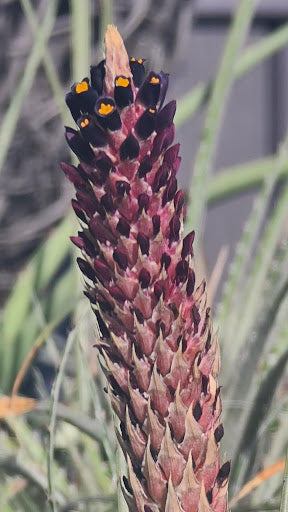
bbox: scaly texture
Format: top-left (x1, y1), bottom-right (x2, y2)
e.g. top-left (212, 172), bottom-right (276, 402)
top-left (62, 25), bottom-right (230, 512)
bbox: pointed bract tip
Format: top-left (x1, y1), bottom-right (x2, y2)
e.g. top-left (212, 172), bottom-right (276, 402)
top-left (104, 25), bottom-right (132, 95)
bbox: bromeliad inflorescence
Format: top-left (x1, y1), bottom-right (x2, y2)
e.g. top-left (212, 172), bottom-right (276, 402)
top-left (61, 25), bottom-right (230, 512)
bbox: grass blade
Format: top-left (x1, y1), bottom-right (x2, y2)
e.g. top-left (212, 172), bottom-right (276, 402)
top-left (185, 0), bottom-right (258, 243)
top-left (99, 0), bottom-right (113, 52)
top-left (0, 0), bottom-right (60, 175)
top-left (216, 161), bottom-right (281, 368)
top-left (175, 22), bottom-right (288, 129)
top-left (71, 0), bottom-right (91, 81)
top-left (48, 329), bottom-right (76, 511)
top-left (20, 0), bottom-right (67, 123)
top-left (224, 131), bottom-right (288, 386)
top-left (207, 156), bottom-right (288, 204)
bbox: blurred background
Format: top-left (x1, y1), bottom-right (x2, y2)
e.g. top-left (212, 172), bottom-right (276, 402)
top-left (1, 0), bottom-right (288, 305)
top-left (1, 1), bottom-right (288, 510)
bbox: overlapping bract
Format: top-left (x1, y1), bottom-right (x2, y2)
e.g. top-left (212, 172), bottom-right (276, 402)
top-left (62, 25), bottom-right (229, 512)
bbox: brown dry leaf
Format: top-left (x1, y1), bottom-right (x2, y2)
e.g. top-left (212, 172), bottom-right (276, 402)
top-left (0, 395), bottom-right (37, 418)
top-left (229, 457), bottom-right (286, 507)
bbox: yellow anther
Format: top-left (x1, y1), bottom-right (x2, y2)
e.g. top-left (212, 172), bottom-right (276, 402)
top-left (150, 76), bottom-right (160, 84)
top-left (98, 103), bottom-right (114, 116)
top-left (149, 108), bottom-right (156, 114)
top-left (75, 81), bottom-right (89, 94)
top-left (80, 118), bottom-right (89, 128)
top-left (130, 57), bottom-right (136, 62)
top-left (116, 76), bottom-right (130, 88)
top-left (138, 59), bottom-right (143, 64)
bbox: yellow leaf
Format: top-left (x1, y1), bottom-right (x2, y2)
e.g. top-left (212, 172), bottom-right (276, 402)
top-left (229, 457), bottom-right (285, 507)
top-left (0, 396), bottom-right (36, 418)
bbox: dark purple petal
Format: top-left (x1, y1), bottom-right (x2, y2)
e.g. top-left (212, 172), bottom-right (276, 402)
top-left (163, 143), bottom-right (180, 168)
top-left (60, 162), bottom-right (87, 187)
top-left (136, 71), bottom-right (169, 109)
top-left (95, 152), bottom-right (113, 174)
top-left (95, 96), bottom-right (121, 131)
top-left (136, 72), bottom-right (161, 107)
top-left (192, 305), bottom-right (201, 332)
top-left (138, 156), bottom-right (152, 179)
top-left (169, 303), bottom-right (179, 319)
top-left (133, 307), bottom-right (144, 324)
top-left (202, 375), bottom-right (209, 395)
top-left (214, 424), bottom-right (224, 443)
top-left (135, 108), bottom-right (156, 139)
top-left (169, 214), bottom-right (180, 242)
top-left (158, 71), bottom-right (169, 108)
top-left (98, 298), bottom-right (113, 313)
top-left (173, 156), bottom-right (181, 173)
top-left (89, 217), bottom-right (115, 244)
top-left (70, 79), bottom-right (98, 116)
top-left (174, 190), bottom-right (185, 214)
top-left (217, 462), bottom-right (231, 485)
top-left (117, 218), bottom-right (131, 237)
top-left (65, 91), bottom-right (81, 123)
top-left (76, 190), bottom-right (99, 218)
top-left (162, 174), bottom-right (177, 206)
top-left (186, 269), bottom-right (195, 296)
top-left (81, 232), bottom-right (98, 257)
top-left (161, 253), bottom-right (171, 270)
top-left (77, 163), bottom-right (105, 187)
top-left (83, 289), bottom-right (97, 305)
top-left (154, 281), bottom-right (165, 301)
top-left (138, 193), bottom-right (149, 214)
top-left (206, 490), bottom-right (213, 505)
top-left (129, 58), bottom-right (145, 88)
top-left (120, 134), bottom-right (140, 161)
top-left (70, 236), bottom-right (85, 250)
top-left (156, 100), bottom-right (176, 133)
top-left (193, 402), bottom-right (202, 421)
top-left (116, 181), bottom-right (131, 197)
top-left (90, 60), bottom-right (105, 94)
top-left (100, 193), bottom-right (114, 212)
top-left (77, 257), bottom-right (95, 281)
top-left (80, 152), bottom-right (112, 186)
top-left (65, 127), bottom-right (95, 164)
top-left (152, 215), bottom-right (160, 236)
top-left (137, 233), bottom-right (149, 255)
top-left (175, 260), bottom-right (189, 285)
top-left (71, 199), bottom-right (87, 223)
top-left (138, 268), bottom-right (151, 288)
top-left (94, 259), bottom-right (111, 282)
top-left (181, 231), bottom-right (195, 259)
top-left (151, 125), bottom-right (175, 162)
top-left (109, 285), bottom-right (126, 302)
top-left (114, 76), bottom-right (133, 108)
top-left (94, 309), bottom-right (110, 338)
top-left (71, 232), bottom-right (97, 258)
top-left (113, 249), bottom-right (128, 270)
top-left (152, 163), bottom-right (169, 193)
top-left (78, 115), bottom-right (107, 147)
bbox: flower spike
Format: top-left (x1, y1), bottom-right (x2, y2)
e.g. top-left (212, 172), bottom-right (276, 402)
top-left (61, 24), bottom-right (230, 512)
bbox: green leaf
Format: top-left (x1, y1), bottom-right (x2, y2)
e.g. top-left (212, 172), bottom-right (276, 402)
top-left (0, 214), bottom-right (76, 393)
top-left (208, 156), bottom-right (288, 204)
